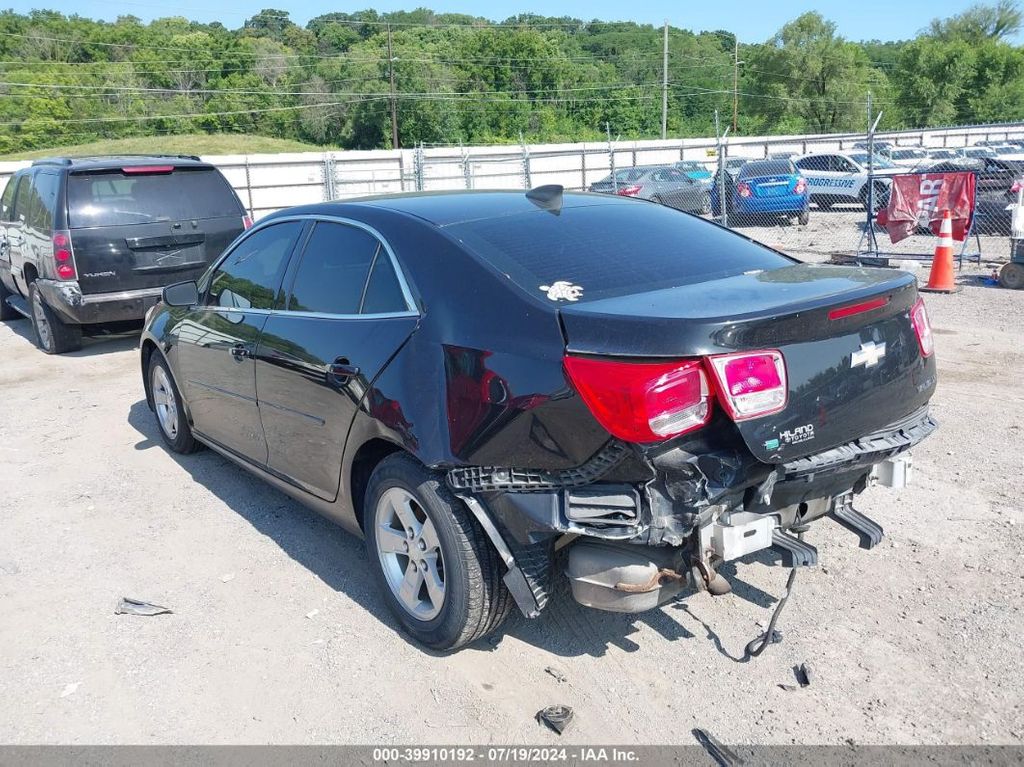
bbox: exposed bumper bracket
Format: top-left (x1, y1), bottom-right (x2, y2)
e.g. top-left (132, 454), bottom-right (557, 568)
top-left (831, 504), bottom-right (884, 550)
top-left (771, 529), bottom-right (818, 568)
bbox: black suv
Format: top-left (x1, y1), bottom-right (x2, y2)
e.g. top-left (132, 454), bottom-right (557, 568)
top-left (0, 155), bottom-right (249, 353)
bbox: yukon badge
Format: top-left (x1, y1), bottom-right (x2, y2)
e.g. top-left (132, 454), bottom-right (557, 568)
top-left (851, 341), bottom-right (886, 368)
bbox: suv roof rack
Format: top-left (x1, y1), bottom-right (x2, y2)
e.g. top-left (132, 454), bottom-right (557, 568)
top-left (30, 154), bottom-right (203, 167)
top-left (30, 158), bottom-right (74, 166)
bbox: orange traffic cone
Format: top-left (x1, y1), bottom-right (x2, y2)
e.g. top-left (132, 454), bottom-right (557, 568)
top-left (920, 210), bottom-right (960, 294)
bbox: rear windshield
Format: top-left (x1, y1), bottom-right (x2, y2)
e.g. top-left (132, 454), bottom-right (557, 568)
top-left (446, 202), bottom-right (793, 304)
top-left (68, 167), bottom-right (240, 227)
top-left (739, 160), bottom-right (794, 178)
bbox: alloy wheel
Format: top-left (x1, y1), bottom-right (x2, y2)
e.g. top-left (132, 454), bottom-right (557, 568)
top-left (374, 487), bottom-right (446, 621)
top-left (152, 365), bottom-right (180, 440)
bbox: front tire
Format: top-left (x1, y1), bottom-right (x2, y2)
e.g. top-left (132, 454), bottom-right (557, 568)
top-left (365, 453), bottom-right (512, 650)
top-left (29, 283), bottom-right (81, 354)
top-left (1000, 261), bottom-right (1024, 290)
top-left (148, 352), bottom-right (201, 454)
top-left (699, 191), bottom-right (713, 216)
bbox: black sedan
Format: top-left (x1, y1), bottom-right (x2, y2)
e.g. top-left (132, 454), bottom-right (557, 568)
top-left (141, 188), bottom-right (936, 650)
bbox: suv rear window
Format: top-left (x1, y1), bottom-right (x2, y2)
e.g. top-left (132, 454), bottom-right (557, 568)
top-left (447, 202), bottom-right (793, 303)
top-left (67, 167), bottom-right (240, 228)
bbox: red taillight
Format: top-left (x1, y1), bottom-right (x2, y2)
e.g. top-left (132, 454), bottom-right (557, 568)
top-left (564, 356), bottom-right (712, 443)
top-left (828, 296), bottom-right (889, 321)
top-left (1011, 180), bottom-right (1022, 194)
top-left (910, 297), bottom-right (934, 357)
top-left (243, 215), bottom-right (253, 229)
top-left (52, 230), bottom-right (76, 281)
top-left (707, 351), bottom-right (788, 421)
top-left (737, 182), bottom-right (752, 198)
top-left (617, 184), bottom-right (643, 197)
top-left (122, 165), bottom-right (174, 174)
top-left (795, 177), bottom-right (807, 194)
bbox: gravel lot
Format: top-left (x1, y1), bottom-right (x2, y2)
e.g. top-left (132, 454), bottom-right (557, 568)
top-left (0, 260), bottom-right (1022, 746)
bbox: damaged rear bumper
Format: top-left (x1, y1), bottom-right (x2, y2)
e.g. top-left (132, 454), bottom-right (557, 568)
top-left (448, 407), bottom-right (936, 616)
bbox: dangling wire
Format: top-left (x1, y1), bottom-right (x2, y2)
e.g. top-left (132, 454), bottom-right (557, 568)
top-left (743, 530), bottom-right (803, 660)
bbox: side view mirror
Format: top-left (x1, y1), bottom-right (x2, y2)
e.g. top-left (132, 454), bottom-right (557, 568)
top-left (162, 280), bottom-right (199, 307)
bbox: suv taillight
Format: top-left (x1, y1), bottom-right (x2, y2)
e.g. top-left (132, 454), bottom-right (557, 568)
top-left (52, 230), bottom-right (76, 281)
top-left (795, 177), bottom-right (807, 194)
top-left (910, 297), bottom-right (934, 357)
top-left (243, 215), bottom-right (253, 229)
top-left (617, 184), bottom-right (643, 197)
top-left (737, 182), bottom-right (752, 198)
top-left (564, 356), bottom-right (712, 443)
top-left (707, 350), bottom-right (788, 421)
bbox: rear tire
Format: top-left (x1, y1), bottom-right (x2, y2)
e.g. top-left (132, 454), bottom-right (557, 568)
top-left (364, 453), bottom-right (512, 651)
top-left (0, 279), bottom-right (20, 321)
top-left (797, 209), bottom-right (810, 225)
top-left (999, 262), bottom-right (1024, 290)
top-left (29, 283), bottom-right (81, 354)
top-left (699, 191), bottom-right (713, 216)
top-left (148, 352), bottom-right (201, 454)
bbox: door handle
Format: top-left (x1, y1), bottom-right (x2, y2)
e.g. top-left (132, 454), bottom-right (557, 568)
top-left (326, 358), bottom-right (360, 387)
top-left (229, 343), bottom-right (250, 361)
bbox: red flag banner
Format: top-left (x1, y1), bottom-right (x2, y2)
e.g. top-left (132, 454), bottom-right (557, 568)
top-left (878, 172), bottom-right (976, 244)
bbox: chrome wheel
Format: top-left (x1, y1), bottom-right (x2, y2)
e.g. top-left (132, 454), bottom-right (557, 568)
top-left (374, 487), bottom-right (445, 621)
top-left (151, 365), bottom-right (180, 440)
top-left (32, 290), bottom-right (51, 350)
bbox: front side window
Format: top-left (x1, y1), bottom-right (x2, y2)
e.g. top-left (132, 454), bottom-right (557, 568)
top-left (287, 221), bottom-right (407, 315)
top-left (206, 221), bottom-right (304, 311)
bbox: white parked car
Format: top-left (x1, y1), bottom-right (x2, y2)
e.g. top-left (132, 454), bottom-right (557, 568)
top-left (793, 151), bottom-right (896, 210)
top-left (885, 148), bottom-right (930, 169)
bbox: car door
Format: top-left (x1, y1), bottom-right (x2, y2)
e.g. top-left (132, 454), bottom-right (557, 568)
top-left (173, 219), bottom-right (306, 464)
top-left (254, 219), bottom-right (418, 501)
top-left (653, 168), bottom-right (701, 211)
top-left (830, 155), bottom-right (862, 200)
top-left (0, 175), bottom-right (21, 294)
top-left (7, 172), bottom-right (37, 295)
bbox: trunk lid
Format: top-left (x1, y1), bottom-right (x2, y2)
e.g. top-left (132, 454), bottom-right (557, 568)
top-left (559, 263), bottom-right (937, 463)
top-left (66, 166), bottom-right (245, 295)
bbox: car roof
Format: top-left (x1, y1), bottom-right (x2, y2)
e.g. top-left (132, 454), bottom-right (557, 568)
top-left (267, 190), bottom-right (643, 228)
top-left (29, 155), bottom-right (211, 171)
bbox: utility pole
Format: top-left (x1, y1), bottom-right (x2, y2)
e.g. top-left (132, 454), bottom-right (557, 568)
top-left (661, 20), bottom-right (668, 140)
top-left (387, 23), bottom-right (399, 150)
top-left (732, 36), bottom-right (740, 133)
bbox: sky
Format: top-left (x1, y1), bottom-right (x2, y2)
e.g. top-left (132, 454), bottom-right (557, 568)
top-left (5, 0), bottom-right (1013, 43)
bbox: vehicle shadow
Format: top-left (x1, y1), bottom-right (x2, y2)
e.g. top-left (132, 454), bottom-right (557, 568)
top-left (5, 316), bottom-right (141, 357)
top-left (127, 398), bottom-right (771, 660)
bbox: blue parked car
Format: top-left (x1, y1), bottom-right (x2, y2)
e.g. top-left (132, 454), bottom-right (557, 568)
top-left (674, 160), bottom-right (713, 181)
top-left (710, 158), bottom-right (810, 225)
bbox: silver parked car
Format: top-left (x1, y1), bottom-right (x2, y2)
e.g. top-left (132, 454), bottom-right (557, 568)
top-left (588, 166), bottom-right (712, 215)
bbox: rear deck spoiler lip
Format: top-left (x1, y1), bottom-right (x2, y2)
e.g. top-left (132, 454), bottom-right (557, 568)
top-left (559, 268), bottom-right (918, 358)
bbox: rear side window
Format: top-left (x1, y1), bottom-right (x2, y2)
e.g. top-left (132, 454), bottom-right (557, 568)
top-left (795, 156), bottom-right (828, 172)
top-left (206, 221), bottom-right (303, 311)
top-left (739, 160), bottom-right (794, 178)
top-left (448, 203), bottom-right (793, 304)
top-left (286, 222), bottom-right (407, 315)
top-left (0, 176), bottom-right (17, 221)
top-left (26, 172), bottom-right (59, 231)
top-left (67, 167), bottom-right (240, 227)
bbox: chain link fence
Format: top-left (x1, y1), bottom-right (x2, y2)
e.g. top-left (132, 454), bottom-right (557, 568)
top-left (1, 121), bottom-right (1021, 265)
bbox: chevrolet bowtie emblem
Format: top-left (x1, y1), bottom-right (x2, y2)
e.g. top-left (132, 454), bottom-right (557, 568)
top-left (851, 341), bottom-right (886, 368)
